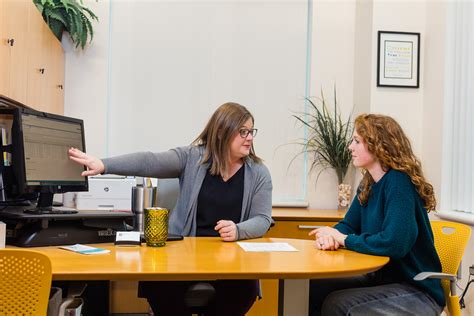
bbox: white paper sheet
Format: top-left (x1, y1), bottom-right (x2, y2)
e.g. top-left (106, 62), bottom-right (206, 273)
top-left (237, 242), bottom-right (298, 252)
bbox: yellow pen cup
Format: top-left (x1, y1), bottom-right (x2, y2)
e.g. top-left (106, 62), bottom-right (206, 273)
top-left (144, 207), bottom-right (169, 247)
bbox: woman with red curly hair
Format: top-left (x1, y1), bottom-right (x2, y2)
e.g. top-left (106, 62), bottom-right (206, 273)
top-left (308, 114), bottom-right (445, 316)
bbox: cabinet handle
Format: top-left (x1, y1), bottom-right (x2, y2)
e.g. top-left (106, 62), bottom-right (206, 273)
top-left (57, 84), bottom-right (64, 90)
top-left (298, 225), bottom-right (323, 230)
top-left (7, 38), bottom-right (14, 46)
top-left (39, 68), bottom-right (45, 74)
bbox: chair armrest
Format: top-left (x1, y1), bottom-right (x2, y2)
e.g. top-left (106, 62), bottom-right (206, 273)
top-left (414, 272), bottom-right (456, 281)
top-left (414, 272), bottom-right (457, 295)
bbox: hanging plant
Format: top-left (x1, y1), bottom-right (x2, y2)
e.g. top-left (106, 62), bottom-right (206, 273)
top-left (33, 0), bottom-right (99, 49)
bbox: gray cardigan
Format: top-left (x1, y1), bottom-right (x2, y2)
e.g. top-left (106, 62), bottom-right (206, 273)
top-left (102, 145), bottom-right (273, 240)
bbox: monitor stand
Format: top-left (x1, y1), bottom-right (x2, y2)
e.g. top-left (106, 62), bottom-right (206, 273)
top-left (23, 192), bottom-right (78, 215)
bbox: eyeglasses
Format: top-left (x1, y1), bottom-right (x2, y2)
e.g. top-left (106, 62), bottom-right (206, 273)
top-left (239, 128), bottom-right (258, 138)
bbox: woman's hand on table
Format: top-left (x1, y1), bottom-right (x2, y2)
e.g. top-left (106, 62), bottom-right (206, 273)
top-left (309, 226), bottom-right (347, 251)
top-left (215, 220), bottom-right (238, 242)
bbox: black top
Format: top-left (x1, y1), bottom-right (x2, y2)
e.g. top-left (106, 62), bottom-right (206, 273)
top-left (196, 166), bottom-right (245, 236)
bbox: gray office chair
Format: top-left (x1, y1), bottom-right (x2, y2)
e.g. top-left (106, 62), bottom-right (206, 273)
top-left (157, 179), bottom-right (216, 315)
top-left (155, 178), bottom-right (179, 210)
top-left (184, 282), bottom-right (216, 316)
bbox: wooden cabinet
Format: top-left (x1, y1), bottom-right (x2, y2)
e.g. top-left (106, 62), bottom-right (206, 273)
top-left (26, 2), bottom-right (49, 111)
top-left (0, 0), bottom-right (29, 105)
top-left (48, 37), bottom-right (65, 114)
top-left (0, 0), bottom-right (64, 115)
top-left (267, 220), bottom-right (335, 239)
top-left (266, 208), bottom-right (344, 239)
top-left (110, 281), bottom-right (149, 314)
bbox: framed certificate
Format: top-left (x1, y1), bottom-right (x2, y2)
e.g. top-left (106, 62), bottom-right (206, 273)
top-left (377, 31), bottom-right (420, 88)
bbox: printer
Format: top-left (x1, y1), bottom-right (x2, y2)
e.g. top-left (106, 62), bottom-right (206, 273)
top-left (76, 176), bottom-right (136, 211)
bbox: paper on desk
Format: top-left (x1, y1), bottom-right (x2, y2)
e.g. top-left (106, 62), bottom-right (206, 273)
top-left (59, 244), bottom-right (110, 255)
top-left (237, 242), bottom-right (298, 252)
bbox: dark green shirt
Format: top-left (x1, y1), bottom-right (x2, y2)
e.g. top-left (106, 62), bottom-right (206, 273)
top-left (335, 169), bottom-right (445, 307)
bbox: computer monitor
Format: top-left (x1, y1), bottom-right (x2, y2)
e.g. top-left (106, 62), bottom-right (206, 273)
top-left (10, 108), bottom-right (88, 213)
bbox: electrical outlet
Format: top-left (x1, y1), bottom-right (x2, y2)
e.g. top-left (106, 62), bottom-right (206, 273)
top-left (470, 264), bottom-right (474, 276)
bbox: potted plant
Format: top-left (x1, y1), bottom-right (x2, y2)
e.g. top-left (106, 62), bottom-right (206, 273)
top-left (33, 0), bottom-right (98, 49)
top-left (293, 88), bottom-right (354, 209)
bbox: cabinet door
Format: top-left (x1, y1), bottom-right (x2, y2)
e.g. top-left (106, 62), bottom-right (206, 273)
top-left (48, 35), bottom-right (65, 115)
top-left (0, 0), bottom-right (29, 103)
top-left (0, 0), bottom-right (8, 95)
top-left (265, 220), bottom-right (338, 240)
top-left (110, 281), bottom-right (149, 314)
top-left (26, 1), bottom-right (49, 111)
top-left (246, 280), bottom-right (279, 316)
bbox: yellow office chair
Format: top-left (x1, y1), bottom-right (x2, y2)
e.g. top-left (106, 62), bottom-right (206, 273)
top-left (0, 249), bottom-right (53, 315)
top-left (414, 220), bottom-right (471, 316)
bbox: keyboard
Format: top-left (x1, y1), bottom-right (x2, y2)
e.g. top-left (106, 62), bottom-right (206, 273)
top-left (23, 208), bottom-right (78, 215)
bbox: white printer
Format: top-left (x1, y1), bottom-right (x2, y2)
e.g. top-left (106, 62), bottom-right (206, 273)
top-left (76, 176), bottom-right (136, 211)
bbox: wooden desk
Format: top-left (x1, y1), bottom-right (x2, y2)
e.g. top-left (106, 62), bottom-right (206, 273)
top-left (110, 208), bottom-right (347, 314)
top-left (33, 237), bottom-right (388, 315)
top-left (271, 208), bottom-right (346, 221)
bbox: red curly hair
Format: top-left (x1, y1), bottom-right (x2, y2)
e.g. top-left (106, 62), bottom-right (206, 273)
top-left (354, 114), bottom-right (436, 211)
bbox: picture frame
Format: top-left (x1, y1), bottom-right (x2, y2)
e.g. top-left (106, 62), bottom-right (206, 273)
top-left (377, 31), bottom-right (420, 88)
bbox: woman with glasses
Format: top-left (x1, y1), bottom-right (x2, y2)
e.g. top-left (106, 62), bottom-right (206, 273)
top-left (68, 102), bottom-right (272, 316)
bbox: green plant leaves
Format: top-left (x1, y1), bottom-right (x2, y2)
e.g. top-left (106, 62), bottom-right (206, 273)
top-left (294, 89), bottom-right (353, 184)
top-left (32, 0), bottom-right (99, 49)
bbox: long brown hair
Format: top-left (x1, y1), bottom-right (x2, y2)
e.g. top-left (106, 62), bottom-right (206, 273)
top-left (192, 102), bottom-right (262, 177)
top-left (355, 114), bottom-right (436, 211)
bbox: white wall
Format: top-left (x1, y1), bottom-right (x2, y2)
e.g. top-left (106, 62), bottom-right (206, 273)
top-left (305, 0), bottom-right (439, 209)
top-left (105, 0), bottom-right (309, 203)
top-left (62, 0), bottom-right (435, 209)
top-left (423, 0), bottom-right (446, 209)
top-left (63, 1), bottom-right (474, 311)
top-left (64, 0), bottom-right (312, 204)
top-left (62, 0), bottom-right (110, 158)
top-left (306, 0), bottom-right (357, 209)
top-left (370, 1), bottom-right (426, 154)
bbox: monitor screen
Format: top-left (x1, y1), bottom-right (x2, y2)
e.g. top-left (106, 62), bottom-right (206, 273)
top-left (10, 108), bottom-right (88, 213)
top-left (21, 111), bottom-right (85, 187)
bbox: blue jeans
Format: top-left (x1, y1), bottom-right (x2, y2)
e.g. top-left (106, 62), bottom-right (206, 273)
top-left (309, 274), bottom-right (443, 316)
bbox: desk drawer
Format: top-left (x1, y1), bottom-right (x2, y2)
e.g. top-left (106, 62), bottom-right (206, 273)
top-left (265, 220), bottom-right (337, 239)
top-left (111, 281), bottom-right (149, 313)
